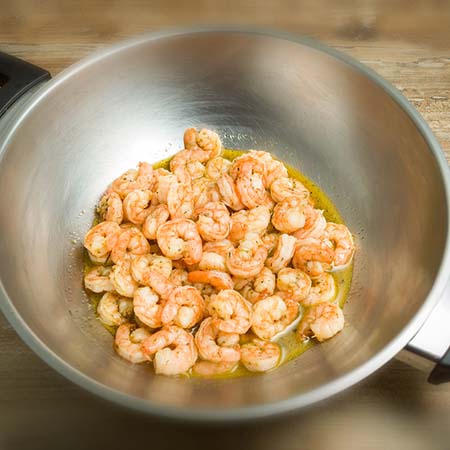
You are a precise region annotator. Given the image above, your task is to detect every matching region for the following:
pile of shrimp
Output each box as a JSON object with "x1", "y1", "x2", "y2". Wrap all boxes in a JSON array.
[{"x1": 83, "y1": 128, "x2": 355, "y2": 377}]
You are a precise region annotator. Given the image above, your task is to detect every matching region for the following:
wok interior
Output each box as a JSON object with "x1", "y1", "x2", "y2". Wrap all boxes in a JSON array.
[{"x1": 0, "y1": 32, "x2": 446, "y2": 413}]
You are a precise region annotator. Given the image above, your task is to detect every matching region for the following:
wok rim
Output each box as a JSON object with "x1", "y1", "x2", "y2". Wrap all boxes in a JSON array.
[{"x1": 0, "y1": 26, "x2": 449, "y2": 422}]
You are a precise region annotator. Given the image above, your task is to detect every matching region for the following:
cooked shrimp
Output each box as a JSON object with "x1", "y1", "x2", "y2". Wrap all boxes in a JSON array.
[
  {"x1": 97, "y1": 190, "x2": 123, "y2": 224},
  {"x1": 297, "y1": 302, "x2": 344, "y2": 342},
  {"x1": 97, "y1": 292, "x2": 133, "y2": 326},
  {"x1": 154, "y1": 173, "x2": 178, "y2": 205},
  {"x1": 169, "y1": 148, "x2": 209, "y2": 184},
  {"x1": 247, "y1": 150, "x2": 288, "y2": 188},
  {"x1": 84, "y1": 266, "x2": 114, "y2": 293},
  {"x1": 111, "y1": 162, "x2": 153, "y2": 199},
  {"x1": 276, "y1": 268, "x2": 311, "y2": 302},
  {"x1": 228, "y1": 205, "x2": 271, "y2": 243},
  {"x1": 241, "y1": 339, "x2": 281, "y2": 372},
  {"x1": 265, "y1": 233, "x2": 297, "y2": 273},
  {"x1": 231, "y1": 155, "x2": 267, "y2": 209},
  {"x1": 115, "y1": 323, "x2": 150, "y2": 363},
  {"x1": 217, "y1": 173, "x2": 245, "y2": 211},
  {"x1": 157, "y1": 218, "x2": 202, "y2": 265},
  {"x1": 205, "y1": 156, "x2": 231, "y2": 180},
  {"x1": 252, "y1": 295, "x2": 298, "y2": 340},
  {"x1": 196, "y1": 201, "x2": 231, "y2": 241},
  {"x1": 191, "y1": 177, "x2": 221, "y2": 211},
  {"x1": 207, "y1": 289, "x2": 252, "y2": 334},
  {"x1": 203, "y1": 239, "x2": 234, "y2": 256},
  {"x1": 110, "y1": 258, "x2": 139, "y2": 298},
  {"x1": 192, "y1": 282, "x2": 218, "y2": 302},
  {"x1": 193, "y1": 360, "x2": 238, "y2": 377},
  {"x1": 142, "y1": 204, "x2": 170, "y2": 240},
  {"x1": 142, "y1": 325, "x2": 198, "y2": 375},
  {"x1": 261, "y1": 233, "x2": 279, "y2": 254},
  {"x1": 184, "y1": 127, "x2": 222, "y2": 158},
  {"x1": 84, "y1": 221, "x2": 121, "y2": 261},
  {"x1": 144, "y1": 269, "x2": 176, "y2": 299},
  {"x1": 198, "y1": 251, "x2": 227, "y2": 272},
  {"x1": 302, "y1": 272, "x2": 336, "y2": 306},
  {"x1": 272, "y1": 196, "x2": 306, "y2": 233},
  {"x1": 194, "y1": 317, "x2": 240, "y2": 363},
  {"x1": 161, "y1": 286, "x2": 205, "y2": 328},
  {"x1": 169, "y1": 268, "x2": 189, "y2": 287},
  {"x1": 133, "y1": 286, "x2": 164, "y2": 329},
  {"x1": 123, "y1": 189, "x2": 152, "y2": 225},
  {"x1": 188, "y1": 270, "x2": 234, "y2": 290},
  {"x1": 270, "y1": 177, "x2": 310, "y2": 203},
  {"x1": 167, "y1": 181, "x2": 194, "y2": 219},
  {"x1": 292, "y1": 206, "x2": 327, "y2": 240},
  {"x1": 292, "y1": 237, "x2": 334, "y2": 278},
  {"x1": 130, "y1": 254, "x2": 172, "y2": 284},
  {"x1": 240, "y1": 267, "x2": 276, "y2": 304},
  {"x1": 110, "y1": 227, "x2": 150, "y2": 264},
  {"x1": 226, "y1": 232, "x2": 268, "y2": 278},
  {"x1": 326, "y1": 223, "x2": 355, "y2": 268}
]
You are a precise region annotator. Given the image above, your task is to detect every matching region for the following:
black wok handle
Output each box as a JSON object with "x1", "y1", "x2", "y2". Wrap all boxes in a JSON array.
[{"x1": 0, "y1": 52, "x2": 50, "y2": 118}]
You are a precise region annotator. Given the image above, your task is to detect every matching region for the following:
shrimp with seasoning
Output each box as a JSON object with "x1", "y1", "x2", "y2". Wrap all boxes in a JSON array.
[
  {"x1": 205, "y1": 156, "x2": 231, "y2": 180},
  {"x1": 265, "y1": 233, "x2": 297, "y2": 273},
  {"x1": 115, "y1": 323, "x2": 151, "y2": 363},
  {"x1": 157, "y1": 218, "x2": 202, "y2": 265},
  {"x1": 84, "y1": 266, "x2": 114, "y2": 293},
  {"x1": 217, "y1": 173, "x2": 245, "y2": 211},
  {"x1": 229, "y1": 205, "x2": 271, "y2": 243},
  {"x1": 169, "y1": 268, "x2": 189, "y2": 287},
  {"x1": 188, "y1": 270, "x2": 234, "y2": 290},
  {"x1": 142, "y1": 325, "x2": 198, "y2": 375},
  {"x1": 198, "y1": 251, "x2": 227, "y2": 272},
  {"x1": 302, "y1": 272, "x2": 336, "y2": 306},
  {"x1": 110, "y1": 257, "x2": 139, "y2": 298},
  {"x1": 142, "y1": 204, "x2": 170, "y2": 240},
  {"x1": 292, "y1": 237, "x2": 334, "y2": 278},
  {"x1": 326, "y1": 222, "x2": 355, "y2": 268},
  {"x1": 276, "y1": 268, "x2": 311, "y2": 302},
  {"x1": 297, "y1": 302, "x2": 344, "y2": 342},
  {"x1": 154, "y1": 173, "x2": 178, "y2": 205},
  {"x1": 133, "y1": 286, "x2": 165, "y2": 329},
  {"x1": 169, "y1": 148, "x2": 209, "y2": 184},
  {"x1": 270, "y1": 177, "x2": 310, "y2": 203},
  {"x1": 240, "y1": 267, "x2": 275, "y2": 304},
  {"x1": 241, "y1": 339, "x2": 281, "y2": 372},
  {"x1": 207, "y1": 289, "x2": 252, "y2": 334},
  {"x1": 184, "y1": 127, "x2": 222, "y2": 159},
  {"x1": 272, "y1": 196, "x2": 306, "y2": 233},
  {"x1": 110, "y1": 226, "x2": 150, "y2": 264},
  {"x1": 130, "y1": 254, "x2": 172, "y2": 285},
  {"x1": 194, "y1": 317, "x2": 240, "y2": 363},
  {"x1": 123, "y1": 189, "x2": 152, "y2": 225},
  {"x1": 84, "y1": 221, "x2": 121, "y2": 263},
  {"x1": 167, "y1": 181, "x2": 194, "y2": 219},
  {"x1": 97, "y1": 292, "x2": 133, "y2": 326},
  {"x1": 191, "y1": 177, "x2": 221, "y2": 211},
  {"x1": 292, "y1": 206, "x2": 327, "y2": 240},
  {"x1": 196, "y1": 201, "x2": 231, "y2": 241},
  {"x1": 193, "y1": 360, "x2": 238, "y2": 377},
  {"x1": 252, "y1": 295, "x2": 298, "y2": 340},
  {"x1": 111, "y1": 162, "x2": 153, "y2": 199},
  {"x1": 97, "y1": 189, "x2": 123, "y2": 224}
]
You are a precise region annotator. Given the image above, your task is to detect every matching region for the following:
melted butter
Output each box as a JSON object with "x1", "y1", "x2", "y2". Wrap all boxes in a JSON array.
[{"x1": 84, "y1": 149, "x2": 353, "y2": 378}]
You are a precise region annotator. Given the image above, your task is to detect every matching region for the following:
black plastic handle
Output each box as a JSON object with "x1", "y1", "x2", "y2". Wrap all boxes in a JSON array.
[{"x1": 0, "y1": 52, "x2": 50, "y2": 118}]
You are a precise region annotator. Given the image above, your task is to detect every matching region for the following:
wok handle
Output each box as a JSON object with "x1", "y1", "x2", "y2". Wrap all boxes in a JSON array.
[
  {"x1": 406, "y1": 280, "x2": 450, "y2": 383},
  {"x1": 0, "y1": 52, "x2": 50, "y2": 118}
]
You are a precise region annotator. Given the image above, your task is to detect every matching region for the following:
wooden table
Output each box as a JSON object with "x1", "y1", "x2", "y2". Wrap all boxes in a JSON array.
[{"x1": 1, "y1": 1, "x2": 449, "y2": 449}]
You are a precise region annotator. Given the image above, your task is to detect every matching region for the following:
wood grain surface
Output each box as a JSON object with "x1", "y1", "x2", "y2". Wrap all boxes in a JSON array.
[{"x1": 1, "y1": 1, "x2": 450, "y2": 449}]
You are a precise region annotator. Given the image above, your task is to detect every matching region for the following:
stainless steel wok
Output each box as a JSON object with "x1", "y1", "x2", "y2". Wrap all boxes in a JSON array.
[{"x1": 0, "y1": 28, "x2": 449, "y2": 421}]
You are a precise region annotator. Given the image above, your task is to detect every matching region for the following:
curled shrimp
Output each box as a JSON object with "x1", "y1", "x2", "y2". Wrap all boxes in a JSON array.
[
  {"x1": 111, "y1": 162, "x2": 153, "y2": 199},
  {"x1": 115, "y1": 323, "x2": 150, "y2": 363},
  {"x1": 144, "y1": 269, "x2": 176, "y2": 299},
  {"x1": 292, "y1": 237, "x2": 334, "y2": 278},
  {"x1": 110, "y1": 227, "x2": 150, "y2": 264},
  {"x1": 194, "y1": 317, "x2": 240, "y2": 363},
  {"x1": 169, "y1": 268, "x2": 189, "y2": 287},
  {"x1": 302, "y1": 272, "x2": 336, "y2": 306},
  {"x1": 205, "y1": 156, "x2": 231, "y2": 180},
  {"x1": 142, "y1": 325, "x2": 198, "y2": 375},
  {"x1": 97, "y1": 292, "x2": 133, "y2": 326},
  {"x1": 231, "y1": 154, "x2": 267, "y2": 209},
  {"x1": 193, "y1": 360, "x2": 238, "y2": 377},
  {"x1": 130, "y1": 254, "x2": 172, "y2": 284},
  {"x1": 248, "y1": 150, "x2": 288, "y2": 188},
  {"x1": 217, "y1": 173, "x2": 245, "y2": 211},
  {"x1": 142, "y1": 204, "x2": 170, "y2": 240},
  {"x1": 261, "y1": 233, "x2": 279, "y2": 254},
  {"x1": 207, "y1": 289, "x2": 252, "y2": 334},
  {"x1": 84, "y1": 266, "x2": 114, "y2": 293},
  {"x1": 241, "y1": 339, "x2": 281, "y2": 372},
  {"x1": 229, "y1": 205, "x2": 271, "y2": 243},
  {"x1": 270, "y1": 177, "x2": 310, "y2": 203},
  {"x1": 188, "y1": 270, "x2": 234, "y2": 290},
  {"x1": 265, "y1": 233, "x2": 297, "y2": 273},
  {"x1": 157, "y1": 218, "x2": 202, "y2": 265},
  {"x1": 84, "y1": 221, "x2": 121, "y2": 262},
  {"x1": 272, "y1": 196, "x2": 306, "y2": 233},
  {"x1": 292, "y1": 206, "x2": 327, "y2": 240},
  {"x1": 326, "y1": 223, "x2": 355, "y2": 268},
  {"x1": 191, "y1": 177, "x2": 221, "y2": 211},
  {"x1": 169, "y1": 148, "x2": 209, "y2": 184},
  {"x1": 240, "y1": 267, "x2": 275, "y2": 304},
  {"x1": 297, "y1": 302, "x2": 344, "y2": 342},
  {"x1": 196, "y1": 201, "x2": 231, "y2": 241},
  {"x1": 97, "y1": 190, "x2": 123, "y2": 224},
  {"x1": 133, "y1": 286, "x2": 164, "y2": 329},
  {"x1": 123, "y1": 189, "x2": 152, "y2": 225},
  {"x1": 154, "y1": 173, "x2": 178, "y2": 205},
  {"x1": 252, "y1": 295, "x2": 298, "y2": 340},
  {"x1": 161, "y1": 286, "x2": 205, "y2": 328},
  {"x1": 276, "y1": 268, "x2": 311, "y2": 302},
  {"x1": 110, "y1": 257, "x2": 139, "y2": 298},
  {"x1": 198, "y1": 251, "x2": 227, "y2": 272},
  {"x1": 184, "y1": 127, "x2": 222, "y2": 159},
  {"x1": 167, "y1": 181, "x2": 194, "y2": 219},
  {"x1": 226, "y1": 232, "x2": 268, "y2": 278}
]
